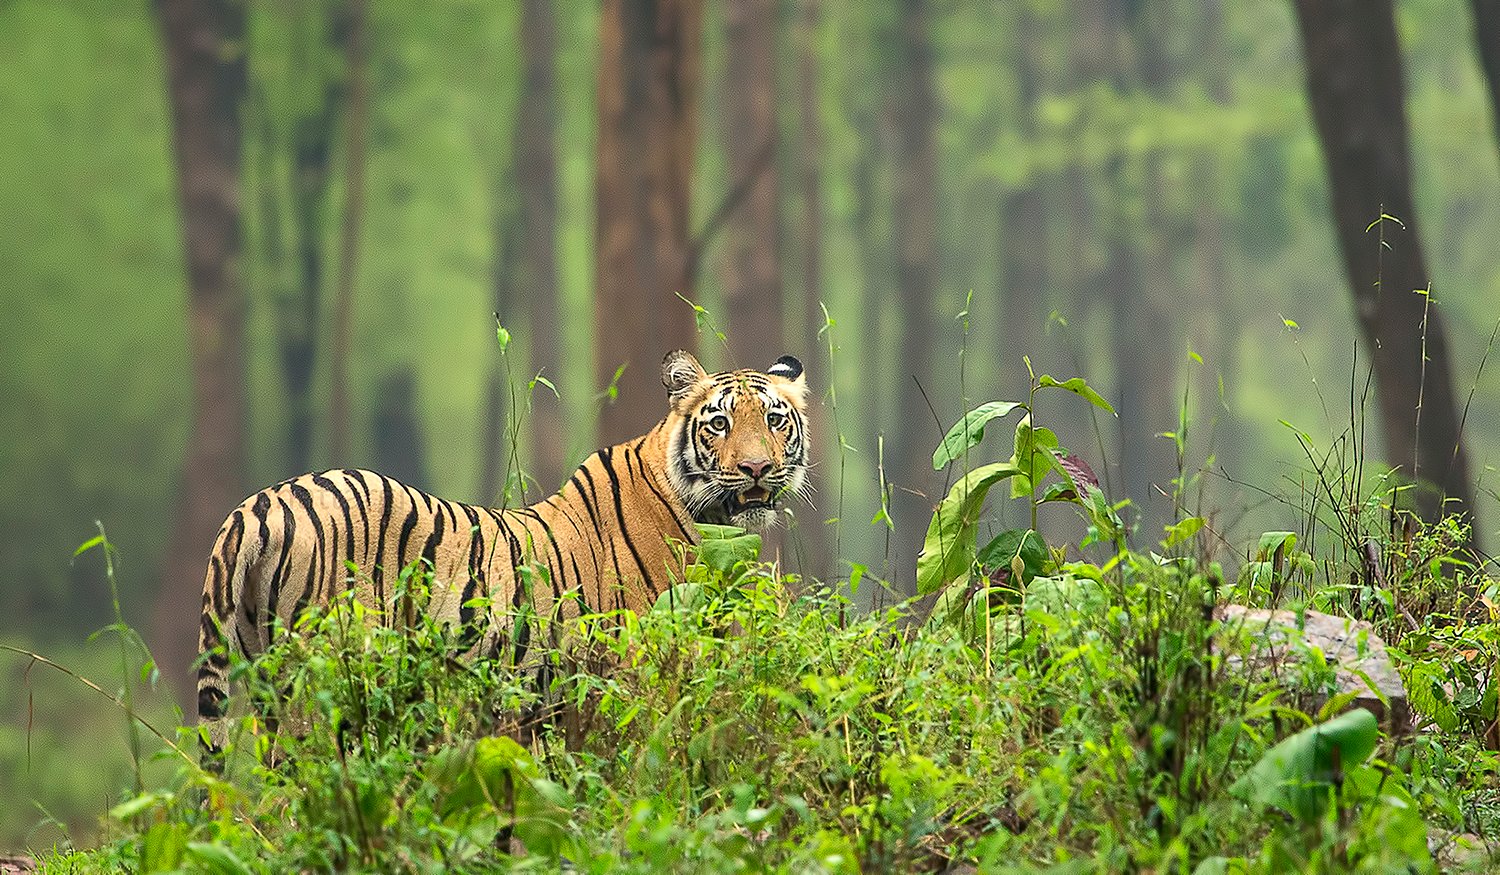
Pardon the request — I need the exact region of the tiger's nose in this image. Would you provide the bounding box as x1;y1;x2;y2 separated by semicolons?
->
739;458;773;480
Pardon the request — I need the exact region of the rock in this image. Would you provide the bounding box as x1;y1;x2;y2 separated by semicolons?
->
1216;605;1410;733
1427;827;1492;871
0;855;35;875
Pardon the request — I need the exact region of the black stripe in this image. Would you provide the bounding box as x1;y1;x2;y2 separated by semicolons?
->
266;496;298;642
518;507;567;599
373;474;396;620
393;482;423;577
599;448;652;585
629;445;695;544
313;473;356;581
288;482;325;624
248;492;272;631
342;470;373;565
578;462;625;589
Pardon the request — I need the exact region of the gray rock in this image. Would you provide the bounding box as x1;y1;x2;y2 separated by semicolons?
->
1217;605;1410;734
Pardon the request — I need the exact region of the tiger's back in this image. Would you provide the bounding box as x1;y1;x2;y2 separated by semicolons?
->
196;351;810;758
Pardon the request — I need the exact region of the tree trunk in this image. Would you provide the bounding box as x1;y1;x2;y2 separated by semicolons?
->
888;0;940;595
792;0;830;580
275;4;352;474
722;0;782;367
998;4;1049;404
328;0;368;464
482;0;561;502
1472;0;1500;151
155;0;249;701
1293;0;1475;525
595;0;702;442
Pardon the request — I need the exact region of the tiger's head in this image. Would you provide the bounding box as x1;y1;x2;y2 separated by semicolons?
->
660;350;811;530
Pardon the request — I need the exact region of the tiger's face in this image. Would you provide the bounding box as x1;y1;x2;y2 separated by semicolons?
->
660;350;811;530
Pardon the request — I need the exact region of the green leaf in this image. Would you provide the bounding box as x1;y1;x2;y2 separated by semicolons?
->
72;534;105;558
185;843;254;875
442;737;573;857
1008;416;1059;499
916;462;1024;596
109;791;171;821
693;523;762;578
1230;709;1379;821
1163;516;1205;549
1038;375;1116;414
1255;531;1297;560
494;318;512;353
976;529;1046;585
931;401;1024;470
532;374;560;398
140;821;187;874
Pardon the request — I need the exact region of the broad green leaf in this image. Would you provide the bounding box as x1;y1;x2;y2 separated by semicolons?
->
693;523;763;578
110;791;171;821
1038;374;1117;414
916;462;1023;596
141;821;187;874
931;401;1024;470
1255;531;1297;560
1230;709;1379;822
653;582;704;614
1163;516;1205;549
977;529;1046;585
1008;417;1059;499
185;843;254;875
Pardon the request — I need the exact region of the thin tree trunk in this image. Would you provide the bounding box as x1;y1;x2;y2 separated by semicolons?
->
482;0;561;502
328;0;368;464
998;4;1049;404
595;0;702;442
155;0;249;701
722;0;782;366
276;6;351;474
793;0;830;580
888;0;939;595
521;0;563;491
1293;0;1475;526
1472;0;1500;152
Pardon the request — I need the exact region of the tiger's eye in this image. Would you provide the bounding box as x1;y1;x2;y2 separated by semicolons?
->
709;414;730;432
767;412;786;429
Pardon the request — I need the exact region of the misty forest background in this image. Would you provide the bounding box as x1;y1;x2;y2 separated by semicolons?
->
4;0;1500;848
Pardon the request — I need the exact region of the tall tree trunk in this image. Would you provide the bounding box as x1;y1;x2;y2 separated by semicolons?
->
482;0;561;502
722;0;782;366
155;0;249;701
888;0;939;595
1293;0;1475;526
595;0;702;442
1472;0;1500;151
793;0;831;580
328;0;368;464
998;4;1049;404
276;4;351;474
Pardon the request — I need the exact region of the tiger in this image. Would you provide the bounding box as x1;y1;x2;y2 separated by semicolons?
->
195;349;810;761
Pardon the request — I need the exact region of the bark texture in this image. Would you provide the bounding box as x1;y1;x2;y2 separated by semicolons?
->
328;0;368;463
722;0;783;367
1293;0;1475;524
482;0;561;501
595;0;702;442
888;0;940;595
155;0;249;700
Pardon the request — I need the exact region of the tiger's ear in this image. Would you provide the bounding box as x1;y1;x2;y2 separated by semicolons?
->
662;349;707;407
767;355;808;402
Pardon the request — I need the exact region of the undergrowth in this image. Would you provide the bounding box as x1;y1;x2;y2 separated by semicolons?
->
13;366;1500;873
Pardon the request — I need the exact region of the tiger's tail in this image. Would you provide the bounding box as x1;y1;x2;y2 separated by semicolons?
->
195;503;261;770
